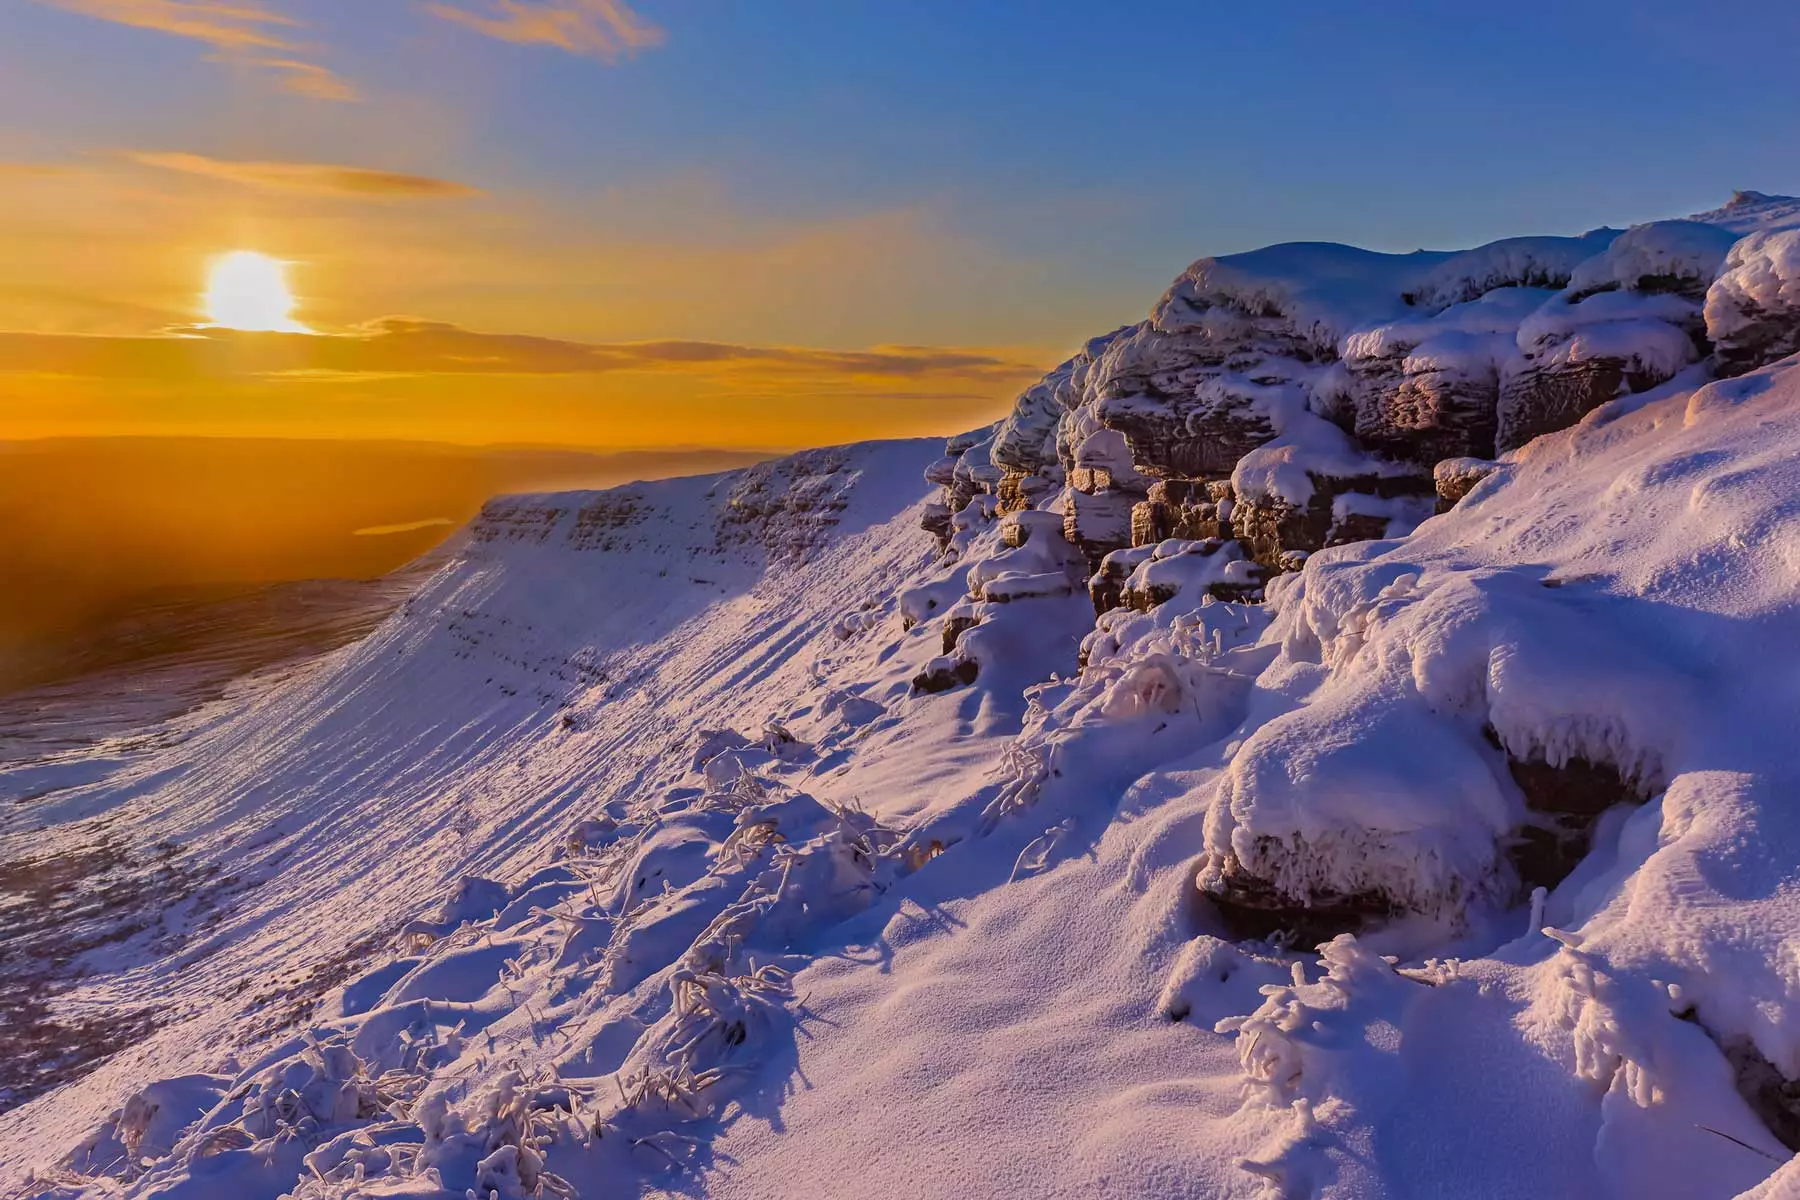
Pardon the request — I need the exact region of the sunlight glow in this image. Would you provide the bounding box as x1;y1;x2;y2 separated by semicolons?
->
204;251;307;332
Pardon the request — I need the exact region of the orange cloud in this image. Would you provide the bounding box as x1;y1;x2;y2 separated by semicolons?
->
38;0;299;50
35;0;357;101
423;0;664;60
0;163;77;178
0;320;1043;384
231;56;361;102
124;152;479;198
0;323;1041;448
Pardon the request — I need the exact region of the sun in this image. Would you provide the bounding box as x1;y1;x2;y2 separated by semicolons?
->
204;250;308;332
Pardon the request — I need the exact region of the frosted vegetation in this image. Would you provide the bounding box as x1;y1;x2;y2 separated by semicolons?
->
8;194;1800;1198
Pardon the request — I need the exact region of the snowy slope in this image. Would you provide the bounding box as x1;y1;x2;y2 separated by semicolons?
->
12;200;1800;1200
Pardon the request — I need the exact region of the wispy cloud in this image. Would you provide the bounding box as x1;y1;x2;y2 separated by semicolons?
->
230;56;361;102
0;320;1044;386
422;0;664;60
0;162;77;178
38;0;299;50
35;0;358;100
124;152;480;199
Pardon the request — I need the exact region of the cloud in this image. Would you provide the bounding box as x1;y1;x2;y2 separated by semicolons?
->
423;0;664;60
35;0;357;101
38;0;299;50
231;57;361;102
0;320;1045;387
124;152;479;199
0;163;77;177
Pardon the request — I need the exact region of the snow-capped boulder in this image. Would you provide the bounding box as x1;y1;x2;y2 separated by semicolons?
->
1707;229;1800;377
1564;220;1739;302
1433;456;1499;511
1225;415;1434;570
1340;287;1550;462
1121;538;1263;610
1060;485;1139;567
1495;222;1734;451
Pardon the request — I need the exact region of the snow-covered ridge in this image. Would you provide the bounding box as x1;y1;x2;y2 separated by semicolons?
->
12;193;1800;1199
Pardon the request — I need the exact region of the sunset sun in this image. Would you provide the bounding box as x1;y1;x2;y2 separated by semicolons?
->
204;250;306;332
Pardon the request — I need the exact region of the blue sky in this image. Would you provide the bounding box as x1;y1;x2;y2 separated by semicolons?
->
2;0;1798;443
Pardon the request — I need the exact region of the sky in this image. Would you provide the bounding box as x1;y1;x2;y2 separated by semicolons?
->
4;0;1800;451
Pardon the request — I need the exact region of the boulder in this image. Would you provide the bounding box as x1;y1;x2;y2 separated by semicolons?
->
1433;458;1499;512
1060;486;1140;569
1130;478;1231;546
1496;222;1736;451
1121;538;1264;610
1340;287;1548;463
1088;546;1154;615
1707;229;1800;377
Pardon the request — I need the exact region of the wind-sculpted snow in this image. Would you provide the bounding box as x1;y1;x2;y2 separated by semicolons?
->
16;196;1800;1200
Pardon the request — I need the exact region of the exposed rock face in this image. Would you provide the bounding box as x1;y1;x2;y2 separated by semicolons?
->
716;449;862;562
1495;222;1738;451
1088;546;1154;615
1121;538;1263;610
1500;744;1646;892
1227;442;1435;572
919;423;1002;547
1228;474;1428;570
990;328;1130;478
1130;478;1231;546
1707;229;1800;377
1060;487;1139;569
1201;853;1397;946
996;470;1055;514
916;193;1800;662
1083;243;1443;480
1341;287;1548;463
1433;457;1499;512
920;501;954;548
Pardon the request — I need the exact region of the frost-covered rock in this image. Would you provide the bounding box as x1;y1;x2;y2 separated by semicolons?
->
919;423;1002;544
1078;244;1432;480
1432;456;1499;511
1059;485;1139;567
1340;287;1549;462
1121;538;1263;611
1226;416;1434;569
1706;229;1800;377
1495;222;1733;450
1399;230;1619;311
1129;477;1232;546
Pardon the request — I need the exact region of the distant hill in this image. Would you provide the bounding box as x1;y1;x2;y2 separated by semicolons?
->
0;438;772;692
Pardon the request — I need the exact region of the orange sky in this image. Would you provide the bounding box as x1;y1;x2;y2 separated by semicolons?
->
0;149;1059;448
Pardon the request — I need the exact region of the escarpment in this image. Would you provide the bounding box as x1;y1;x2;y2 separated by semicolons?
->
923;191;1800;620
912;190;1800;943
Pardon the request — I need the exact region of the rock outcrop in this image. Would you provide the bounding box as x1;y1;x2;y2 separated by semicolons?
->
920;192;1800;647
1707;229;1800;377
1495;222;1738;450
